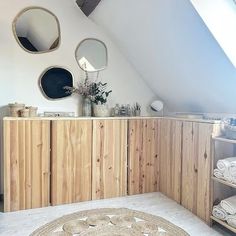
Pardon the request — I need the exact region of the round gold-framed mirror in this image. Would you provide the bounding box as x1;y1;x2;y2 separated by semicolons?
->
13;7;61;54
75;38;108;72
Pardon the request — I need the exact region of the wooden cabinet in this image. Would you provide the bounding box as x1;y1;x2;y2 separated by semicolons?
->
51;120;92;205
4;120;50;212
128;119;160;195
181;121;214;224
3;116;218;222
160;119;182;203
92;120;128;200
159;120;217;224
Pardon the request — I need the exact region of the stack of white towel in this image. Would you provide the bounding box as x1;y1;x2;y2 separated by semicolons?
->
214;157;236;183
212;196;236;228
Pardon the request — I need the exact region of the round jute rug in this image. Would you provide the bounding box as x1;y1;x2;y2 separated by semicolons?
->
30;208;190;236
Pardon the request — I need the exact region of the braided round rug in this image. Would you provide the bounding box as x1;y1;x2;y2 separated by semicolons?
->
30;208;190;236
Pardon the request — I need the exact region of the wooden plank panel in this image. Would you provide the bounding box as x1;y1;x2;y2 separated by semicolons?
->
196;123;213;224
4;120;50;212
128;119;160;195
181;121;213;223
92;120;127;200
51;120;92;205
159;119;182;203
182;122;198;213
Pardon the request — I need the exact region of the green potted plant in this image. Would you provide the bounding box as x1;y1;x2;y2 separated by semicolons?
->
91;82;112;117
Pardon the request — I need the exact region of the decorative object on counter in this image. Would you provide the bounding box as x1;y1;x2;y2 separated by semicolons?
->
93;104;110;117
39;67;74;100
43;112;75;117
20;108;30;117
111;104;139;117
65;77;94;117
75;38;108;73
8;103;25;117
91;82;112;117
83;97;92;117
120;104;127;116
113;104;120;116
150;100;164;115
132;103;141;116
8;103;38;117
29;107;38;117
13;7;60;54
64;78;112;117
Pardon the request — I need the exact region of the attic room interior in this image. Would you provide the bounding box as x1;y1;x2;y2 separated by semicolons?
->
0;0;236;235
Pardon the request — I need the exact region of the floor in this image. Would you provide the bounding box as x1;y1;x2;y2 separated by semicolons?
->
0;193;234;236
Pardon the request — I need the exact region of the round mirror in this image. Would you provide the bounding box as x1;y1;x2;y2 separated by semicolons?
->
75;38;108;72
13;7;60;53
39;67;73;100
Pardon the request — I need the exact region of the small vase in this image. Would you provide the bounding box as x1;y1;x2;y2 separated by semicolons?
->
82;97;92;117
93;104;110;117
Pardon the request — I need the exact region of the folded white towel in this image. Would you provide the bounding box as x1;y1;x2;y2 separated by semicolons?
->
227;215;236;229
213;169;225;180
223;172;233;183
213;169;224;179
230;162;236;177
217;157;236;173
212;204;228;221
221;196;236;215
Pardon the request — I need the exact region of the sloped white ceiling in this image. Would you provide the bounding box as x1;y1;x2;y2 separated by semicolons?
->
91;0;236;113
190;0;236;68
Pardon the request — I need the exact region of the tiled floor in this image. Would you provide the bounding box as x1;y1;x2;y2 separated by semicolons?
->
0;193;234;236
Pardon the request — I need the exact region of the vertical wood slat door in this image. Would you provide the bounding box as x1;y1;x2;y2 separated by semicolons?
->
4;120;50;212
92;119;127;200
51;120;92;205
181;121;213;224
159;119;182;203
128;119;160;195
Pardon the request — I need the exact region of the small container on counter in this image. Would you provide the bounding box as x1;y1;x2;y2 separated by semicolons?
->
8;103;25;117
29;107;38;117
20;108;30;117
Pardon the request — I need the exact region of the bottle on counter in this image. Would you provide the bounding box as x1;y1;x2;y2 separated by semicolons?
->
114;104;120;117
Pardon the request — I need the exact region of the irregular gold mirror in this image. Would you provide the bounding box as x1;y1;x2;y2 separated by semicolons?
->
13;7;60;53
75;38;108;72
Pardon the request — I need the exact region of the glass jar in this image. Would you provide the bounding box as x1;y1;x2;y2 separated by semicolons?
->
82;97;92;117
114;104;120;116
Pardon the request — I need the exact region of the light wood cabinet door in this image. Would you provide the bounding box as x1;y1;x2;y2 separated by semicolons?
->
51;120;92;205
128;119;160;195
4;120;50;212
160;119;182;203
92;120;128;200
181;121;213;224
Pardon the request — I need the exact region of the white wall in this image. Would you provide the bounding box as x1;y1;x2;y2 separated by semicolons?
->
0;0;157;194
91;0;236;113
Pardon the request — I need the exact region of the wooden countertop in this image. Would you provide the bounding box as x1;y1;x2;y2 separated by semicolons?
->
3;116;221;124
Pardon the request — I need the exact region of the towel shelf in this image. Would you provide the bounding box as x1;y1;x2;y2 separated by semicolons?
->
211;137;236;234
211;216;236;233
212;176;236;189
